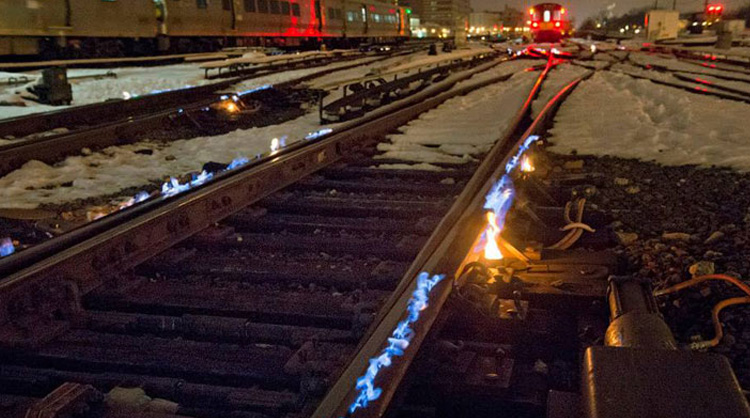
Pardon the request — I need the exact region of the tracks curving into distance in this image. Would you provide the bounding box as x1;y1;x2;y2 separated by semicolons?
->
0;52;563;417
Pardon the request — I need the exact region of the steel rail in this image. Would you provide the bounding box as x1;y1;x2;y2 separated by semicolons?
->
0;55;514;346
310;56;568;418
672;72;750;98
615;68;750;104
0;53;401;176
313;62;593;418
0;52;243;72
0;51;381;141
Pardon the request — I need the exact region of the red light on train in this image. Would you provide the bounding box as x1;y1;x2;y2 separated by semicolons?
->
706;4;723;13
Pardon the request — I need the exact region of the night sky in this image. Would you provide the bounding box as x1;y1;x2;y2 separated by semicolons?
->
469;0;743;22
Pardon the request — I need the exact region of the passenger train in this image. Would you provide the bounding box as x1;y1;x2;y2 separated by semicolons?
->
529;3;571;43
0;0;409;57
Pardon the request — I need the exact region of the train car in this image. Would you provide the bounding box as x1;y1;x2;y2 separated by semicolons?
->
0;0;406;57
0;0;156;57
528;3;570;43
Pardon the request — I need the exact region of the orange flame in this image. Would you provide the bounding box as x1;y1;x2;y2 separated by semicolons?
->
224;102;240;113
520;155;534;173
484;212;504;260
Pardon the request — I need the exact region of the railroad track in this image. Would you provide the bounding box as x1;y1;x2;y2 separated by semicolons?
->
3;46;747;418
0;52;549;417
0;49;500;259
567;46;750;104
0;48;426;177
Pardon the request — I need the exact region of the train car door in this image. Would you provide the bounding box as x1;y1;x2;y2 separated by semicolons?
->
396;9;402;35
221;0;237;31
315;0;323;32
361;4;368;34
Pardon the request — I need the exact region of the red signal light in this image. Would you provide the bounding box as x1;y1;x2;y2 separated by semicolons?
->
707;4;723;13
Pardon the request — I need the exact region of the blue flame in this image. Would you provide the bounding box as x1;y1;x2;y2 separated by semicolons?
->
133;191;150;203
305;128;333;140
0;237;15;257
481;135;541;250
505;135;539;174
148;85;195;96
237;84;272;96
227;156;250;170
347;272;445;415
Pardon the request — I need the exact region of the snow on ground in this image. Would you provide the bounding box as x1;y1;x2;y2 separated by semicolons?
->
453;58;545;87
610;62;750;99
573;60;611;70
383;47;493;75
679;45;750;59
547;71;750;170
0;55;385;120
373;70;539;166
567;38;619;52
0;51;486;209
0;111;342;209
532;62;590;118
612;62;701;86
0;54;539;208
629;52;750;82
221;56;384;93
305;53;431;89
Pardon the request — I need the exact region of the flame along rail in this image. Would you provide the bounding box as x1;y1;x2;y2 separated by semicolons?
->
0;55;548;416
0;49;415;176
314;60;588;418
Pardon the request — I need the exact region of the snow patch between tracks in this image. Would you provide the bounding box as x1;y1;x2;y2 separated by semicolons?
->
548;71;750;170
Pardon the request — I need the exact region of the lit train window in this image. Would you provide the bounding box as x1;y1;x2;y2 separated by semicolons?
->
244;0;256;12
346;11;356;21
292;2;300;16
543;10;550;22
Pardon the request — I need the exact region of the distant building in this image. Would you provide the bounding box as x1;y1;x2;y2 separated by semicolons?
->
397;0;423;19
498;5;525;31
470;11;502;34
418;0;471;36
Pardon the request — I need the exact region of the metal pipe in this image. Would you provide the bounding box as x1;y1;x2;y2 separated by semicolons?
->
604;276;677;350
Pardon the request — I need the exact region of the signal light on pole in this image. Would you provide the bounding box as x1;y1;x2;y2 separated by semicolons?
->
706;4;723;14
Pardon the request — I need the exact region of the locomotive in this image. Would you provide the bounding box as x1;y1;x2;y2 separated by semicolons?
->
0;0;409;58
528;3;571;43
